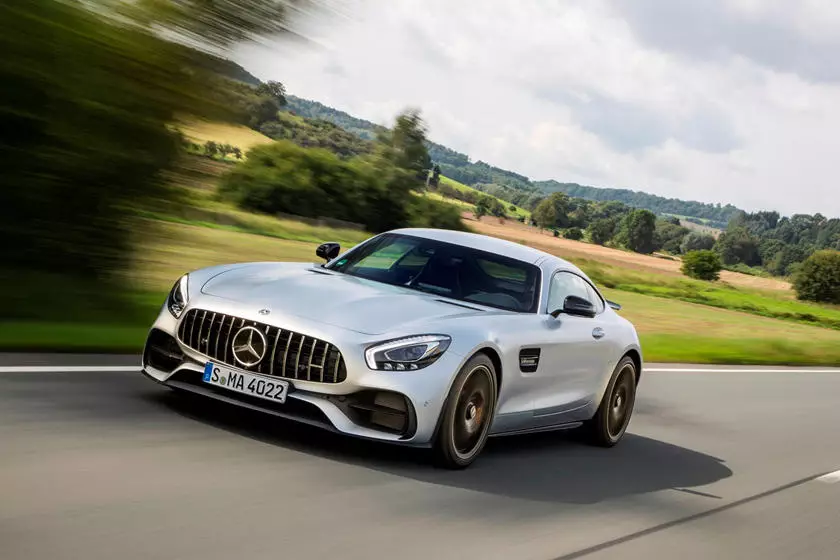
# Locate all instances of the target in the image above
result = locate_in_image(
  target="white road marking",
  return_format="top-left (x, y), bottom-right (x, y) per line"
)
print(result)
top-left (816, 470), bottom-right (840, 484)
top-left (0, 366), bottom-right (138, 373)
top-left (647, 368), bottom-right (839, 373)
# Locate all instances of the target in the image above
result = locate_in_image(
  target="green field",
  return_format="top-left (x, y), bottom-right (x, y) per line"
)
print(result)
top-left (575, 257), bottom-right (840, 331)
top-left (177, 119), bottom-right (275, 153)
top-left (438, 176), bottom-right (532, 220)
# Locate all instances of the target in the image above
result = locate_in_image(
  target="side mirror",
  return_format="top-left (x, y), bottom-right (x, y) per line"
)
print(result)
top-left (606, 300), bottom-right (621, 311)
top-left (550, 295), bottom-right (597, 319)
top-left (316, 242), bottom-right (340, 262)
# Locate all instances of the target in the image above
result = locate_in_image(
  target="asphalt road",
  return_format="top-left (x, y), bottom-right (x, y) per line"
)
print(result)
top-left (2, 354), bottom-right (840, 560)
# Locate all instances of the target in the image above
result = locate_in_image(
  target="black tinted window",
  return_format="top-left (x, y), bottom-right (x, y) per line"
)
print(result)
top-left (328, 234), bottom-right (541, 312)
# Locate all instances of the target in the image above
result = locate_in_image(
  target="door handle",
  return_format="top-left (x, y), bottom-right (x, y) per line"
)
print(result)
top-left (592, 327), bottom-right (605, 340)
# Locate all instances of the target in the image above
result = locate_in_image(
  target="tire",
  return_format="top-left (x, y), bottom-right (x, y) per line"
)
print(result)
top-left (581, 356), bottom-right (637, 447)
top-left (433, 353), bottom-right (498, 469)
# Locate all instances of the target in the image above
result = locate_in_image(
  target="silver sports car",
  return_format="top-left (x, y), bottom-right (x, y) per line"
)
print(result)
top-left (141, 228), bottom-right (643, 468)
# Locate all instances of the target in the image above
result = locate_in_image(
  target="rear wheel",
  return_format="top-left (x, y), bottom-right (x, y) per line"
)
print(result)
top-left (581, 356), bottom-right (637, 447)
top-left (433, 354), bottom-right (498, 469)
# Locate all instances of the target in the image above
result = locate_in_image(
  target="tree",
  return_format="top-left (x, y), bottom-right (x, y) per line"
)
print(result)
top-left (532, 198), bottom-right (556, 229)
top-left (257, 81), bottom-right (287, 106)
top-left (680, 232), bottom-right (716, 253)
top-left (247, 95), bottom-right (282, 128)
top-left (616, 209), bottom-right (657, 254)
top-left (565, 227), bottom-right (583, 241)
top-left (489, 198), bottom-right (506, 218)
top-left (474, 197), bottom-right (490, 220)
top-left (532, 192), bottom-right (570, 229)
top-left (232, 147), bottom-right (243, 159)
top-left (793, 250), bottom-right (840, 304)
top-left (429, 164), bottom-right (441, 187)
top-left (654, 219), bottom-right (690, 254)
top-left (588, 218), bottom-right (617, 245)
top-left (127, 0), bottom-right (303, 49)
top-left (204, 141), bottom-right (219, 157)
top-left (1, 0), bottom-right (319, 320)
top-left (714, 227), bottom-right (760, 266)
top-left (681, 250), bottom-right (722, 281)
top-left (378, 109), bottom-right (432, 180)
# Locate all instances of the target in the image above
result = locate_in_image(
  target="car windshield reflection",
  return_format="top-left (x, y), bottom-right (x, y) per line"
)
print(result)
top-left (326, 233), bottom-right (541, 313)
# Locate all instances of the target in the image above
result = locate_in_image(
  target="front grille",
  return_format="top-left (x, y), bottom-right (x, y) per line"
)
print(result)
top-left (177, 309), bottom-right (347, 384)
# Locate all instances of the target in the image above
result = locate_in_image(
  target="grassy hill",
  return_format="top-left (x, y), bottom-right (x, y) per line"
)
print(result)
top-left (178, 119), bottom-right (274, 153)
top-left (434, 176), bottom-right (532, 220)
top-left (284, 96), bottom-right (742, 225)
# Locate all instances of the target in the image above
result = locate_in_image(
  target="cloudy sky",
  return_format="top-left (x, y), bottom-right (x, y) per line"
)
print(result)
top-left (236, 0), bottom-right (840, 216)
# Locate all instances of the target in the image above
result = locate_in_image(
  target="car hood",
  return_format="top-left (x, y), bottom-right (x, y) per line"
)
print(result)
top-left (199, 262), bottom-right (487, 335)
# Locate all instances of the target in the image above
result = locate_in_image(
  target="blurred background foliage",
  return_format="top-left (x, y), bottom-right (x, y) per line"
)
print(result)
top-left (0, 0), bottom-right (451, 323)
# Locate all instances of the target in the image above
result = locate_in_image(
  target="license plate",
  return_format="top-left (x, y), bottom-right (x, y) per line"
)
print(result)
top-left (202, 362), bottom-right (289, 404)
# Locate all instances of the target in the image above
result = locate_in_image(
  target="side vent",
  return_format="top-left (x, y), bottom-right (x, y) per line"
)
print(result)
top-left (519, 348), bottom-right (541, 373)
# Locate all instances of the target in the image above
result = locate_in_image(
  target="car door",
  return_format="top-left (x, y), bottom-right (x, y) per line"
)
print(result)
top-left (529, 269), bottom-right (612, 425)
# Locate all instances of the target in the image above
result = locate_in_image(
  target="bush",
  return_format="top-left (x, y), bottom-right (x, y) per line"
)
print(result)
top-left (565, 227), bottom-right (583, 240)
top-left (681, 250), bottom-right (722, 281)
top-left (1, 0), bottom-right (231, 318)
top-left (794, 250), bottom-right (840, 304)
top-left (219, 140), bottom-right (465, 233)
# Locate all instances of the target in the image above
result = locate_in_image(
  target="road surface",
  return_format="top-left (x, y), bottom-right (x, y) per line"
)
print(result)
top-left (1, 354), bottom-right (839, 560)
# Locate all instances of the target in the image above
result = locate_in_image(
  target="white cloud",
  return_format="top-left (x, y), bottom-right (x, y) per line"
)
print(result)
top-left (236, 0), bottom-right (840, 216)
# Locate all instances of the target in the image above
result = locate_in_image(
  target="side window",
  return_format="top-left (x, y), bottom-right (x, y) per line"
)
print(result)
top-left (547, 271), bottom-right (593, 313)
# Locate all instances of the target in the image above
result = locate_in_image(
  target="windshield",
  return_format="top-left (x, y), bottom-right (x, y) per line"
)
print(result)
top-left (327, 233), bottom-right (541, 313)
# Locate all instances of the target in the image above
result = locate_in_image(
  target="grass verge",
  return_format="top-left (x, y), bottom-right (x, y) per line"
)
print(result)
top-left (577, 258), bottom-right (840, 331)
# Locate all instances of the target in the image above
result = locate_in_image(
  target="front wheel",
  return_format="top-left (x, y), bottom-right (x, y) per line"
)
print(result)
top-left (581, 356), bottom-right (637, 447)
top-left (433, 353), bottom-right (498, 469)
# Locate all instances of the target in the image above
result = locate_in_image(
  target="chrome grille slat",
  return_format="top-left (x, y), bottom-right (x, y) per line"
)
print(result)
top-left (294, 335), bottom-right (306, 379)
top-left (205, 313), bottom-right (216, 355)
top-left (306, 340), bottom-right (317, 382)
top-left (177, 309), bottom-right (345, 384)
top-left (269, 329), bottom-right (281, 376)
top-left (197, 310), bottom-right (207, 350)
top-left (333, 351), bottom-right (341, 383)
top-left (281, 332), bottom-right (293, 378)
top-left (318, 343), bottom-right (329, 383)
top-left (214, 314), bottom-right (225, 358)
top-left (223, 317), bottom-right (237, 365)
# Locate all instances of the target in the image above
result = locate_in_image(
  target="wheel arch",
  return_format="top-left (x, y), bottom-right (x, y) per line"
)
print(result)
top-left (474, 346), bottom-right (503, 396)
top-left (623, 348), bottom-right (642, 385)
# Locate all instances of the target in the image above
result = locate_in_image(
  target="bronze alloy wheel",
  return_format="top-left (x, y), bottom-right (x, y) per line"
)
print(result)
top-left (434, 353), bottom-right (498, 469)
top-left (607, 363), bottom-right (635, 440)
top-left (582, 355), bottom-right (637, 447)
top-left (451, 364), bottom-right (494, 461)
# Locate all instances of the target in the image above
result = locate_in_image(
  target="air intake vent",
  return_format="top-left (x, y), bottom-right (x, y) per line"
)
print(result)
top-left (177, 309), bottom-right (346, 384)
top-left (519, 348), bottom-right (541, 373)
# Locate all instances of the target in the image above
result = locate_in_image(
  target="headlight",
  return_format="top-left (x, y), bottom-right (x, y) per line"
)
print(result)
top-left (167, 274), bottom-right (190, 318)
top-left (364, 335), bottom-right (451, 371)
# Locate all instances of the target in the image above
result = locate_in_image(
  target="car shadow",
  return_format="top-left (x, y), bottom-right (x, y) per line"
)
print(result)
top-left (150, 389), bottom-right (733, 505)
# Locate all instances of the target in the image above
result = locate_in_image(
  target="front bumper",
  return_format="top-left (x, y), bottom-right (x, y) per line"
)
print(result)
top-left (141, 298), bottom-right (465, 447)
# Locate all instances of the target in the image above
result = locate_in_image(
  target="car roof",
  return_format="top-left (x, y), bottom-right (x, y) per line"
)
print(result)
top-left (388, 228), bottom-right (580, 270)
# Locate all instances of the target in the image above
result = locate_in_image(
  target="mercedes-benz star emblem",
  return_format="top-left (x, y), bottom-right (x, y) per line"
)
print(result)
top-left (231, 326), bottom-right (267, 367)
